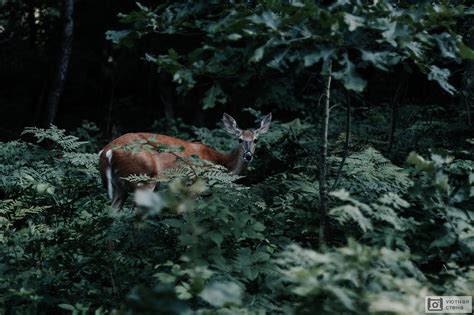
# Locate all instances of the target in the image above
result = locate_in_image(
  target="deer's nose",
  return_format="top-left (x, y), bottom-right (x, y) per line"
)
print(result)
top-left (244, 152), bottom-right (253, 162)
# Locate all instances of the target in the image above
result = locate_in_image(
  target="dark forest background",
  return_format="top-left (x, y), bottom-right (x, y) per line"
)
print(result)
top-left (1, 0), bottom-right (471, 144)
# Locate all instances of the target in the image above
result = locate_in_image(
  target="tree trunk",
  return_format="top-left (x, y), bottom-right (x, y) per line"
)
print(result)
top-left (387, 73), bottom-right (406, 155)
top-left (42, 0), bottom-right (74, 127)
top-left (461, 36), bottom-right (473, 126)
top-left (27, 0), bottom-right (37, 49)
top-left (158, 72), bottom-right (175, 120)
top-left (319, 62), bottom-right (332, 249)
top-left (387, 101), bottom-right (398, 155)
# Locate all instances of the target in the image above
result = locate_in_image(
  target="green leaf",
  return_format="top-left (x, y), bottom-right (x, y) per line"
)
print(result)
top-left (459, 236), bottom-right (474, 255)
top-left (252, 221), bottom-right (265, 232)
top-left (434, 172), bottom-right (450, 192)
top-left (329, 204), bottom-right (373, 232)
top-left (458, 41), bottom-right (474, 60)
top-left (251, 46), bottom-right (265, 63)
top-left (168, 48), bottom-right (179, 61)
top-left (361, 51), bottom-right (401, 71)
top-left (199, 282), bottom-right (242, 307)
top-left (327, 286), bottom-right (355, 311)
top-left (430, 231), bottom-right (456, 248)
top-left (201, 83), bottom-right (227, 110)
top-left (333, 54), bottom-right (367, 92)
top-left (135, 2), bottom-right (150, 12)
top-left (330, 189), bottom-right (351, 201)
top-left (227, 33), bottom-right (242, 41)
top-left (290, 0), bottom-right (305, 7)
top-left (304, 48), bottom-right (335, 67)
top-left (406, 41), bottom-right (425, 59)
top-left (249, 11), bottom-right (280, 30)
top-left (381, 21), bottom-right (410, 47)
top-left (173, 69), bottom-right (195, 90)
top-left (406, 151), bottom-right (435, 173)
top-left (36, 183), bottom-right (51, 194)
top-left (105, 30), bottom-right (133, 47)
top-left (154, 272), bottom-right (176, 284)
top-left (434, 33), bottom-right (459, 60)
top-left (251, 250), bottom-right (270, 263)
top-left (58, 304), bottom-right (76, 311)
top-left (144, 53), bottom-right (156, 63)
top-left (344, 13), bottom-right (365, 32)
top-left (427, 65), bottom-right (456, 95)
top-left (206, 231), bottom-right (224, 246)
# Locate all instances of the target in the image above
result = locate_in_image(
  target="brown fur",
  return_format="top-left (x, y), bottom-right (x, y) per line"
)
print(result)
top-left (99, 133), bottom-right (236, 202)
top-left (99, 113), bottom-right (271, 209)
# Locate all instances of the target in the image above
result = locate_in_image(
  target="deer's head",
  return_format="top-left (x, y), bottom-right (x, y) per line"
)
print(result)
top-left (222, 113), bottom-right (272, 163)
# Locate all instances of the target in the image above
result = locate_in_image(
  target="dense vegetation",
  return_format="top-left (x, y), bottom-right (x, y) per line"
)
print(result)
top-left (0, 1), bottom-right (473, 314)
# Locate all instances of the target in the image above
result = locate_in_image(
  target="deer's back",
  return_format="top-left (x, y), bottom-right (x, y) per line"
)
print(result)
top-left (99, 133), bottom-right (217, 191)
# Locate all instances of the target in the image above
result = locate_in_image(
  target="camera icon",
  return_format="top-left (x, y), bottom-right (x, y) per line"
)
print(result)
top-left (427, 297), bottom-right (443, 311)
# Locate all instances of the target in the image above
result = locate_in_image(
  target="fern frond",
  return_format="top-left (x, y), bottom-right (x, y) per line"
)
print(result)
top-left (330, 147), bottom-right (412, 197)
top-left (22, 125), bottom-right (86, 152)
top-left (0, 199), bottom-right (51, 221)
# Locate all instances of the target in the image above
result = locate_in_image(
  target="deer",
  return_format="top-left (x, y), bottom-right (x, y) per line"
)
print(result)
top-left (98, 113), bottom-right (272, 209)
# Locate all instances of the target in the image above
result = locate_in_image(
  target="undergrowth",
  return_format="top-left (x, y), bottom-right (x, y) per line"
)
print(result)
top-left (0, 119), bottom-right (472, 315)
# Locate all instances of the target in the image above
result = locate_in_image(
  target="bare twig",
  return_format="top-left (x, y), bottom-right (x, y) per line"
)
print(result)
top-left (108, 267), bottom-right (118, 304)
top-left (466, 97), bottom-right (472, 126)
top-left (387, 73), bottom-right (406, 155)
top-left (328, 103), bottom-right (343, 113)
top-left (317, 93), bottom-right (326, 111)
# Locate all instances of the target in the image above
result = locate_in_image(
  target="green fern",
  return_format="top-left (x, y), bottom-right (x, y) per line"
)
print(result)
top-left (0, 199), bottom-right (51, 221)
top-left (330, 147), bottom-right (412, 197)
top-left (63, 152), bottom-right (100, 177)
top-left (21, 125), bottom-right (86, 152)
top-left (163, 158), bottom-right (243, 188)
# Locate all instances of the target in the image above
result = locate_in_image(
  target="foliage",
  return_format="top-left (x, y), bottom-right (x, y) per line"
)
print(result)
top-left (330, 147), bottom-right (412, 197)
top-left (277, 240), bottom-right (428, 315)
top-left (279, 150), bottom-right (474, 315)
top-left (406, 150), bottom-right (474, 268)
top-left (0, 0), bottom-right (473, 314)
top-left (0, 123), bottom-right (472, 314)
top-left (111, 0), bottom-right (473, 110)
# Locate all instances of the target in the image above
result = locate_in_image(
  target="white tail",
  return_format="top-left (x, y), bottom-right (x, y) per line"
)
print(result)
top-left (105, 150), bottom-right (113, 199)
top-left (98, 113), bottom-right (272, 209)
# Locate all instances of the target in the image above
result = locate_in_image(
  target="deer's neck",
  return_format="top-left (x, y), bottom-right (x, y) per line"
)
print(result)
top-left (216, 146), bottom-right (247, 175)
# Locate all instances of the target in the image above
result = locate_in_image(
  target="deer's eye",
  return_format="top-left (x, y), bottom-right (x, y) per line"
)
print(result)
top-left (239, 139), bottom-right (243, 143)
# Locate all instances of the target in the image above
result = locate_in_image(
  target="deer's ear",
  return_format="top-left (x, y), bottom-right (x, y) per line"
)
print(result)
top-left (255, 113), bottom-right (272, 136)
top-left (222, 113), bottom-right (241, 136)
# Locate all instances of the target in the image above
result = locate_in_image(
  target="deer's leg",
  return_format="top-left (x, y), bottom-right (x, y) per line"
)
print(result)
top-left (111, 189), bottom-right (129, 210)
top-left (143, 182), bottom-right (157, 192)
